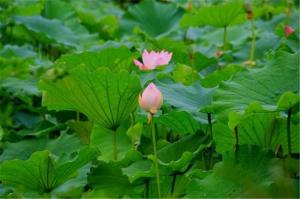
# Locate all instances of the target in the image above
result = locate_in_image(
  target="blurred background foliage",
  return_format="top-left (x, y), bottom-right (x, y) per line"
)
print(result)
top-left (0, 0), bottom-right (299, 198)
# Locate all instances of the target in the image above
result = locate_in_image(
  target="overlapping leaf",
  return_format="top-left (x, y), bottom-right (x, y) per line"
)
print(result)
top-left (155, 79), bottom-right (214, 113)
top-left (180, 2), bottom-right (244, 28)
top-left (14, 16), bottom-right (79, 47)
top-left (213, 102), bottom-right (299, 155)
top-left (0, 147), bottom-right (97, 195)
top-left (87, 162), bottom-right (144, 198)
top-left (54, 46), bottom-right (135, 72)
top-left (213, 52), bottom-right (299, 120)
top-left (186, 145), bottom-right (299, 198)
top-left (0, 132), bottom-right (82, 161)
top-left (154, 111), bottom-right (201, 135)
top-left (90, 124), bottom-right (133, 162)
top-left (157, 132), bottom-right (210, 172)
top-left (120, 0), bottom-right (184, 37)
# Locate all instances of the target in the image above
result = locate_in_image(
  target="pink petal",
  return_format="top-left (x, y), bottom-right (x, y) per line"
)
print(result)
top-left (142, 50), bottom-right (158, 69)
top-left (156, 51), bottom-right (172, 66)
top-left (134, 59), bottom-right (146, 70)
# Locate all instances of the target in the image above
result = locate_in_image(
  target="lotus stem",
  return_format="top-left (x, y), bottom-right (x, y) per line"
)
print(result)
top-left (234, 126), bottom-right (239, 163)
top-left (223, 25), bottom-right (228, 49)
top-left (287, 108), bottom-right (292, 156)
top-left (249, 19), bottom-right (256, 63)
top-left (170, 173), bottom-right (177, 197)
top-left (76, 111), bottom-right (80, 121)
top-left (207, 113), bottom-right (213, 138)
top-left (149, 114), bottom-right (161, 198)
top-left (144, 179), bottom-right (150, 198)
top-left (112, 130), bottom-right (118, 160)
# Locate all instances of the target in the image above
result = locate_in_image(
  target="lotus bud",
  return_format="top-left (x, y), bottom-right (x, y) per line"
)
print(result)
top-left (244, 3), bottom-right (253, 20)
top-left (215, 49), bottom-right (224, 58)
top-left (139, 83), bottom-right (163, 115)
top-left (284, 25), bottom-right (294, 37)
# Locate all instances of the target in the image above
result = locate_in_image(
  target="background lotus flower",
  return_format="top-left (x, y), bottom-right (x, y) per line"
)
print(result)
top-left (139, 83), bottom-right (163, 114)
top-left (134, 50), bottom-right (172, 70)
top-left (284, 25), bottom-right (294, 37)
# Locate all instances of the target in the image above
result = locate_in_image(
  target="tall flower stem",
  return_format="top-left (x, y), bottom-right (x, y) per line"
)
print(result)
top-left (287, 108), bottom-right (292, 156)
top-left (234, 126), bottom-right (239, 164)
top-left (207, 113), bottom-right (213, 138)
top-left (249, 19), bottom-right (256, 63)
top-left (149, 114), bottom-right (161, 198)
top-left (170, 173), bottom-right (177, 197)
top-left (112, 130), bottom-right (118, 160)
top-left (76, 111), bottom-right (80, 121)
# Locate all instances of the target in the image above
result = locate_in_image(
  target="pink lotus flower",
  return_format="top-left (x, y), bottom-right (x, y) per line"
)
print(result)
top-left (284, 25), bottom-right (294, 37)
top-left (139, 83), bottom-right (163, 114)
top-left (134, 50), bottom-right (172, 70)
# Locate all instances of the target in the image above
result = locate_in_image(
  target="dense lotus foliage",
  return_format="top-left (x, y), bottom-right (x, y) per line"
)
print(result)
top-left (0, 0), bottom-right (299, 198)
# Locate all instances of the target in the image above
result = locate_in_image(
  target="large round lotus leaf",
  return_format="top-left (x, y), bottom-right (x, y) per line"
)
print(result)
top-left (54, 46), bottom-right (135, 72)
top-left (0, 147), bottom-right (97, 195)
top-left (155, 79), bottom-right (215, 113)
top-left (213, 52), bottom-right (299, 120)
top-left (180, 2), bottom-right (245, 28)
top-left (40, 67), bottom-right (141, 129)
top-left (120, 0), bottom-right (184, 37)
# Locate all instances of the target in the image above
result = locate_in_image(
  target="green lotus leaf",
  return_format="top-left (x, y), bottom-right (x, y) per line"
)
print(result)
top-left (157, 132), bottom-right (210, 172)
top-left (150, 38), bottom-right (190, 65)
top-left (190, 25), bottom-right (250, 47)
top-left (122, 159), bottom-right (154, 183)
top-left (123, 132), bottom-right (210, 183)
top-left (8, 0), bottom-right (44, 16)
top-left (155, 79), bottom-right (215, 113)
top-left (180, 2), bottom-right (245, 28)
top-left (120, 0), bottom-right (184, 37)
top-left (201, 64), bottom-right (244, 88)
top-left (0, 147), bottom-right (97, 195)
top-left (126, 123), bottom-right (143, 149)
top-left (213, 52), bottom-right (299, 120)
top-left (1, 77), bottom-right (40, 96)
top-left (43, 0), bottom-right (76, 21)
top-left (171, 64), bottom-right (200, 86)
top-left (231, 107), bottom-right (299, 154)
top-left (67, 120), bottom-right (93, 145)
top-left (0, 44), bottom-right (37, 59)
top-left (194, 52), bottom-right (218, 71)
top-left (90, 124), bottom-right (133, 162)
top-left (40, 67), bottom-right (141, 129)
top-left (87, 162), bottom-right (144, 198)
top-left (0, 132), bottom-right (82, 161)
top-left (43, 0), bottom-right (98, 48)
top-left (51, 164), bottom-right (90, 198)
top-left (277, 91), bottom-right (299, 110)
top-left (154, 111), bottom-right (201, 135)
top-left (214, 102), bottom-right (299, 155)
top-left (148, 175), bottom-right (190, 198)
top-left (13, 16), bottom-right (79, 47)
top-left (54, 46), bottom-right (135, 72)
top-left (69, 1), bottom-right (122, 38)
top-left (186, 145), bottom-right (298, 198)
top-left (212, 122), bottom-right (235, 154)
